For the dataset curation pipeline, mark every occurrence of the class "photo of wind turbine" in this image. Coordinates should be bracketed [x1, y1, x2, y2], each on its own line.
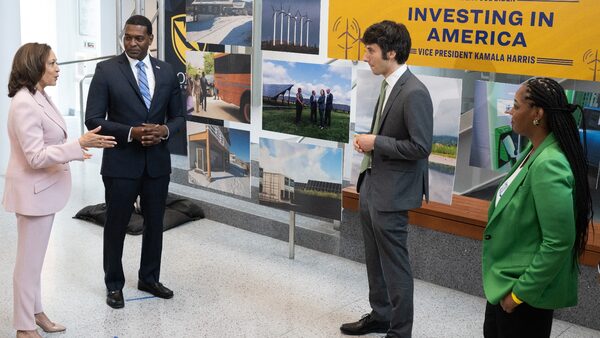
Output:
[261, 0, 321, 55]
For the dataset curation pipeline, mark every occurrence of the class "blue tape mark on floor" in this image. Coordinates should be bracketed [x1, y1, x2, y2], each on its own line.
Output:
[126, 295, 156, 302]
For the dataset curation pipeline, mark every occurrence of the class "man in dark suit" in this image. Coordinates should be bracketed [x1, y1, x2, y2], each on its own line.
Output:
[295, 87, 304, 124]
[309, 90, 317, 124]
[85, 15, 185, 309]
[200, 71, 208, 111]
[341, 21, 433, 338]
[325, 88, 333, 127]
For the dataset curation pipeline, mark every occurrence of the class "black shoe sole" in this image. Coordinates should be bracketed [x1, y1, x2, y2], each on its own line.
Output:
[106, 301, 124, 309]
[340, 328, 388, 336]
[137, 285, 174, 299]
[340, 323, 389, 336]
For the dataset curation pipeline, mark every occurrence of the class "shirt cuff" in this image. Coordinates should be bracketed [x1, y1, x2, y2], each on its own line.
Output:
[162, 125, 170, 140]
[128, 127, 133, 142]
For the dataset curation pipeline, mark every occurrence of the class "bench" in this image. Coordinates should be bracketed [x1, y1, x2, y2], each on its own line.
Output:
[342, 187, 600, 267]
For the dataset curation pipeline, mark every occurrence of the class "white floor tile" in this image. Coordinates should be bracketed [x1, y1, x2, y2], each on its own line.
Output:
[0, 161, 598, 338]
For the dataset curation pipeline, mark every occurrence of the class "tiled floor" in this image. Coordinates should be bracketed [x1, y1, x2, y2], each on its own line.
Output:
[0, 160, 599, 337]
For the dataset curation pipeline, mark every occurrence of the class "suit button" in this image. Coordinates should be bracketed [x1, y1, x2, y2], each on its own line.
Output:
[484, 235, 491, 240]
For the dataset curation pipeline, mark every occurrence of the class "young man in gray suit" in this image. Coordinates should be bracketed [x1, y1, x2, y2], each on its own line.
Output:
[341, 21, 433, 338]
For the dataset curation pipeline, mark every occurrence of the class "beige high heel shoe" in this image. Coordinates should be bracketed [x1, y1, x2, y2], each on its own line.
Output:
[34, 312, 66, 333]
[16, 330, 42, 338]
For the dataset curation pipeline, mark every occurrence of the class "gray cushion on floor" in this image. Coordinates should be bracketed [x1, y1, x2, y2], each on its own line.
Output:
[73, 194, 205, 235]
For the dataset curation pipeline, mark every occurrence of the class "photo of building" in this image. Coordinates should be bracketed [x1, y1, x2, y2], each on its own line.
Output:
[258, 169, 294, 204]
[188, 122, 250, 197]
[258, 138, 342, 220]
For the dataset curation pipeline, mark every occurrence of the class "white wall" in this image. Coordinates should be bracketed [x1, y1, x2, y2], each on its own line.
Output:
[0, 2, 21, 174]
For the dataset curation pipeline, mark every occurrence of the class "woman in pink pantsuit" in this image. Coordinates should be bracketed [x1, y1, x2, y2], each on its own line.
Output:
[2, 43, 116, 338]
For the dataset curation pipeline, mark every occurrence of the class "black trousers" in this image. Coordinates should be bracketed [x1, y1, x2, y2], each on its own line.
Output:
[295, 104, 303, 123]
[484, 301, 553, 338]
[325, 106, 332, 126]
[102, 173, 170, 291]
[310, 106, 317, 123]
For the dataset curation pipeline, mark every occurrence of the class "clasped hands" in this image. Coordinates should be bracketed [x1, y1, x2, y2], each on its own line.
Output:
[132, 123, 168, 147]
[353, 134, 376, 153]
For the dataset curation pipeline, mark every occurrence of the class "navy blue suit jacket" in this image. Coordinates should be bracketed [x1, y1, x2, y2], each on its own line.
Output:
[85, 53, 184, 179]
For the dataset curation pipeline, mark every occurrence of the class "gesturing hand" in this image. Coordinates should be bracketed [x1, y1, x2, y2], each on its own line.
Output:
[79, 126, 117, 150]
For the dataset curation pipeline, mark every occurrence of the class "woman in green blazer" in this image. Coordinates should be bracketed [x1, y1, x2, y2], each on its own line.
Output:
[482, 78, 593, 338]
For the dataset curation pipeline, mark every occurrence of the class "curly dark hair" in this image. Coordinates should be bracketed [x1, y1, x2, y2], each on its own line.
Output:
[7, 43, 51, 98]
[361, 20, 411, 64]
[524, 77, 593, 264]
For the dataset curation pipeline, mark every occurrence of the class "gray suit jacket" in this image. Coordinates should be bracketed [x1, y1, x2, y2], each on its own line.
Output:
[357, 69, 433, 211]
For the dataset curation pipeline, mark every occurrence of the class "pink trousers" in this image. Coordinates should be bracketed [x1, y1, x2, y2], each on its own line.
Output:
[13, 213, 54, 330]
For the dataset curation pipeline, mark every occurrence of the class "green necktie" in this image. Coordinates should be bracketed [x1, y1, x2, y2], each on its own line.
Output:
[359, 80, 388, 173]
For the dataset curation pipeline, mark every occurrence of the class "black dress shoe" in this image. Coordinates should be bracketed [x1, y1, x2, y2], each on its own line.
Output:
[137, 280, 174, 299]
[340, 313, 389, 335]
[106, 290, 124, 309]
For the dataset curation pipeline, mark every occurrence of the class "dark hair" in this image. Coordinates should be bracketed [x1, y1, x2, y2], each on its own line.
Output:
[361, 20, 411, 64]
[7, 43, 52, 97]
[125, 15, 152, 35]
[524, 77, 593, 263]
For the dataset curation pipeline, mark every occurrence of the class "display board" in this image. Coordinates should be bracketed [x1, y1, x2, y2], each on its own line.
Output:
[351, 70, 462, 205]
[164, 0, 225, 154]
[470, 80, 600, 171]
[328, 0, 600, 82]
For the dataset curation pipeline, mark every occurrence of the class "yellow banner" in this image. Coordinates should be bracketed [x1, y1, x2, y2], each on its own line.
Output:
[328, 0, 600, 82]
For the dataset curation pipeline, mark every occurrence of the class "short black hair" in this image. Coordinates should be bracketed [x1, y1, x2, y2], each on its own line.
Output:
[361, 20, 411, 64]
[125, 15, 153, 35]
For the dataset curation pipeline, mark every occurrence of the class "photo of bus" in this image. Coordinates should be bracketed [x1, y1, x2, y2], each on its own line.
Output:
[214, 53, 252, 123]
[186, 51, 251, 123]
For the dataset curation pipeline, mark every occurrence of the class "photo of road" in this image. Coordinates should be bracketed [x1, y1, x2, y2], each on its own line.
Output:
[189, 95, 248, 122]
[186, 0, 253, 47]
[187, 16, 252, 46]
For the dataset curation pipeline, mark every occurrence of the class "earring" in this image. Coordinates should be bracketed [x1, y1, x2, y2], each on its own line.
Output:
[533, 119, 540, 126]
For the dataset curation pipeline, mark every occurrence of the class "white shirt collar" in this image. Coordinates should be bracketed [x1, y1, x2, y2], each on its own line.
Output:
[384, 63, 408, 90]
[125, 52, 152, 70]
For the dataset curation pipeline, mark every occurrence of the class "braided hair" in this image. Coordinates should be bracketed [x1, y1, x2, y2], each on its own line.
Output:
[524, 77, 593, 264]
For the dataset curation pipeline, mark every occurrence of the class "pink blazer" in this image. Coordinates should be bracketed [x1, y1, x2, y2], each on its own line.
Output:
[2, 88, 84, 216]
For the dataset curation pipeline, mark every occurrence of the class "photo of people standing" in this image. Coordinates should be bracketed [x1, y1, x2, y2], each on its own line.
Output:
[262, 59, 351, 143]
[295, 87, 304, 124]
